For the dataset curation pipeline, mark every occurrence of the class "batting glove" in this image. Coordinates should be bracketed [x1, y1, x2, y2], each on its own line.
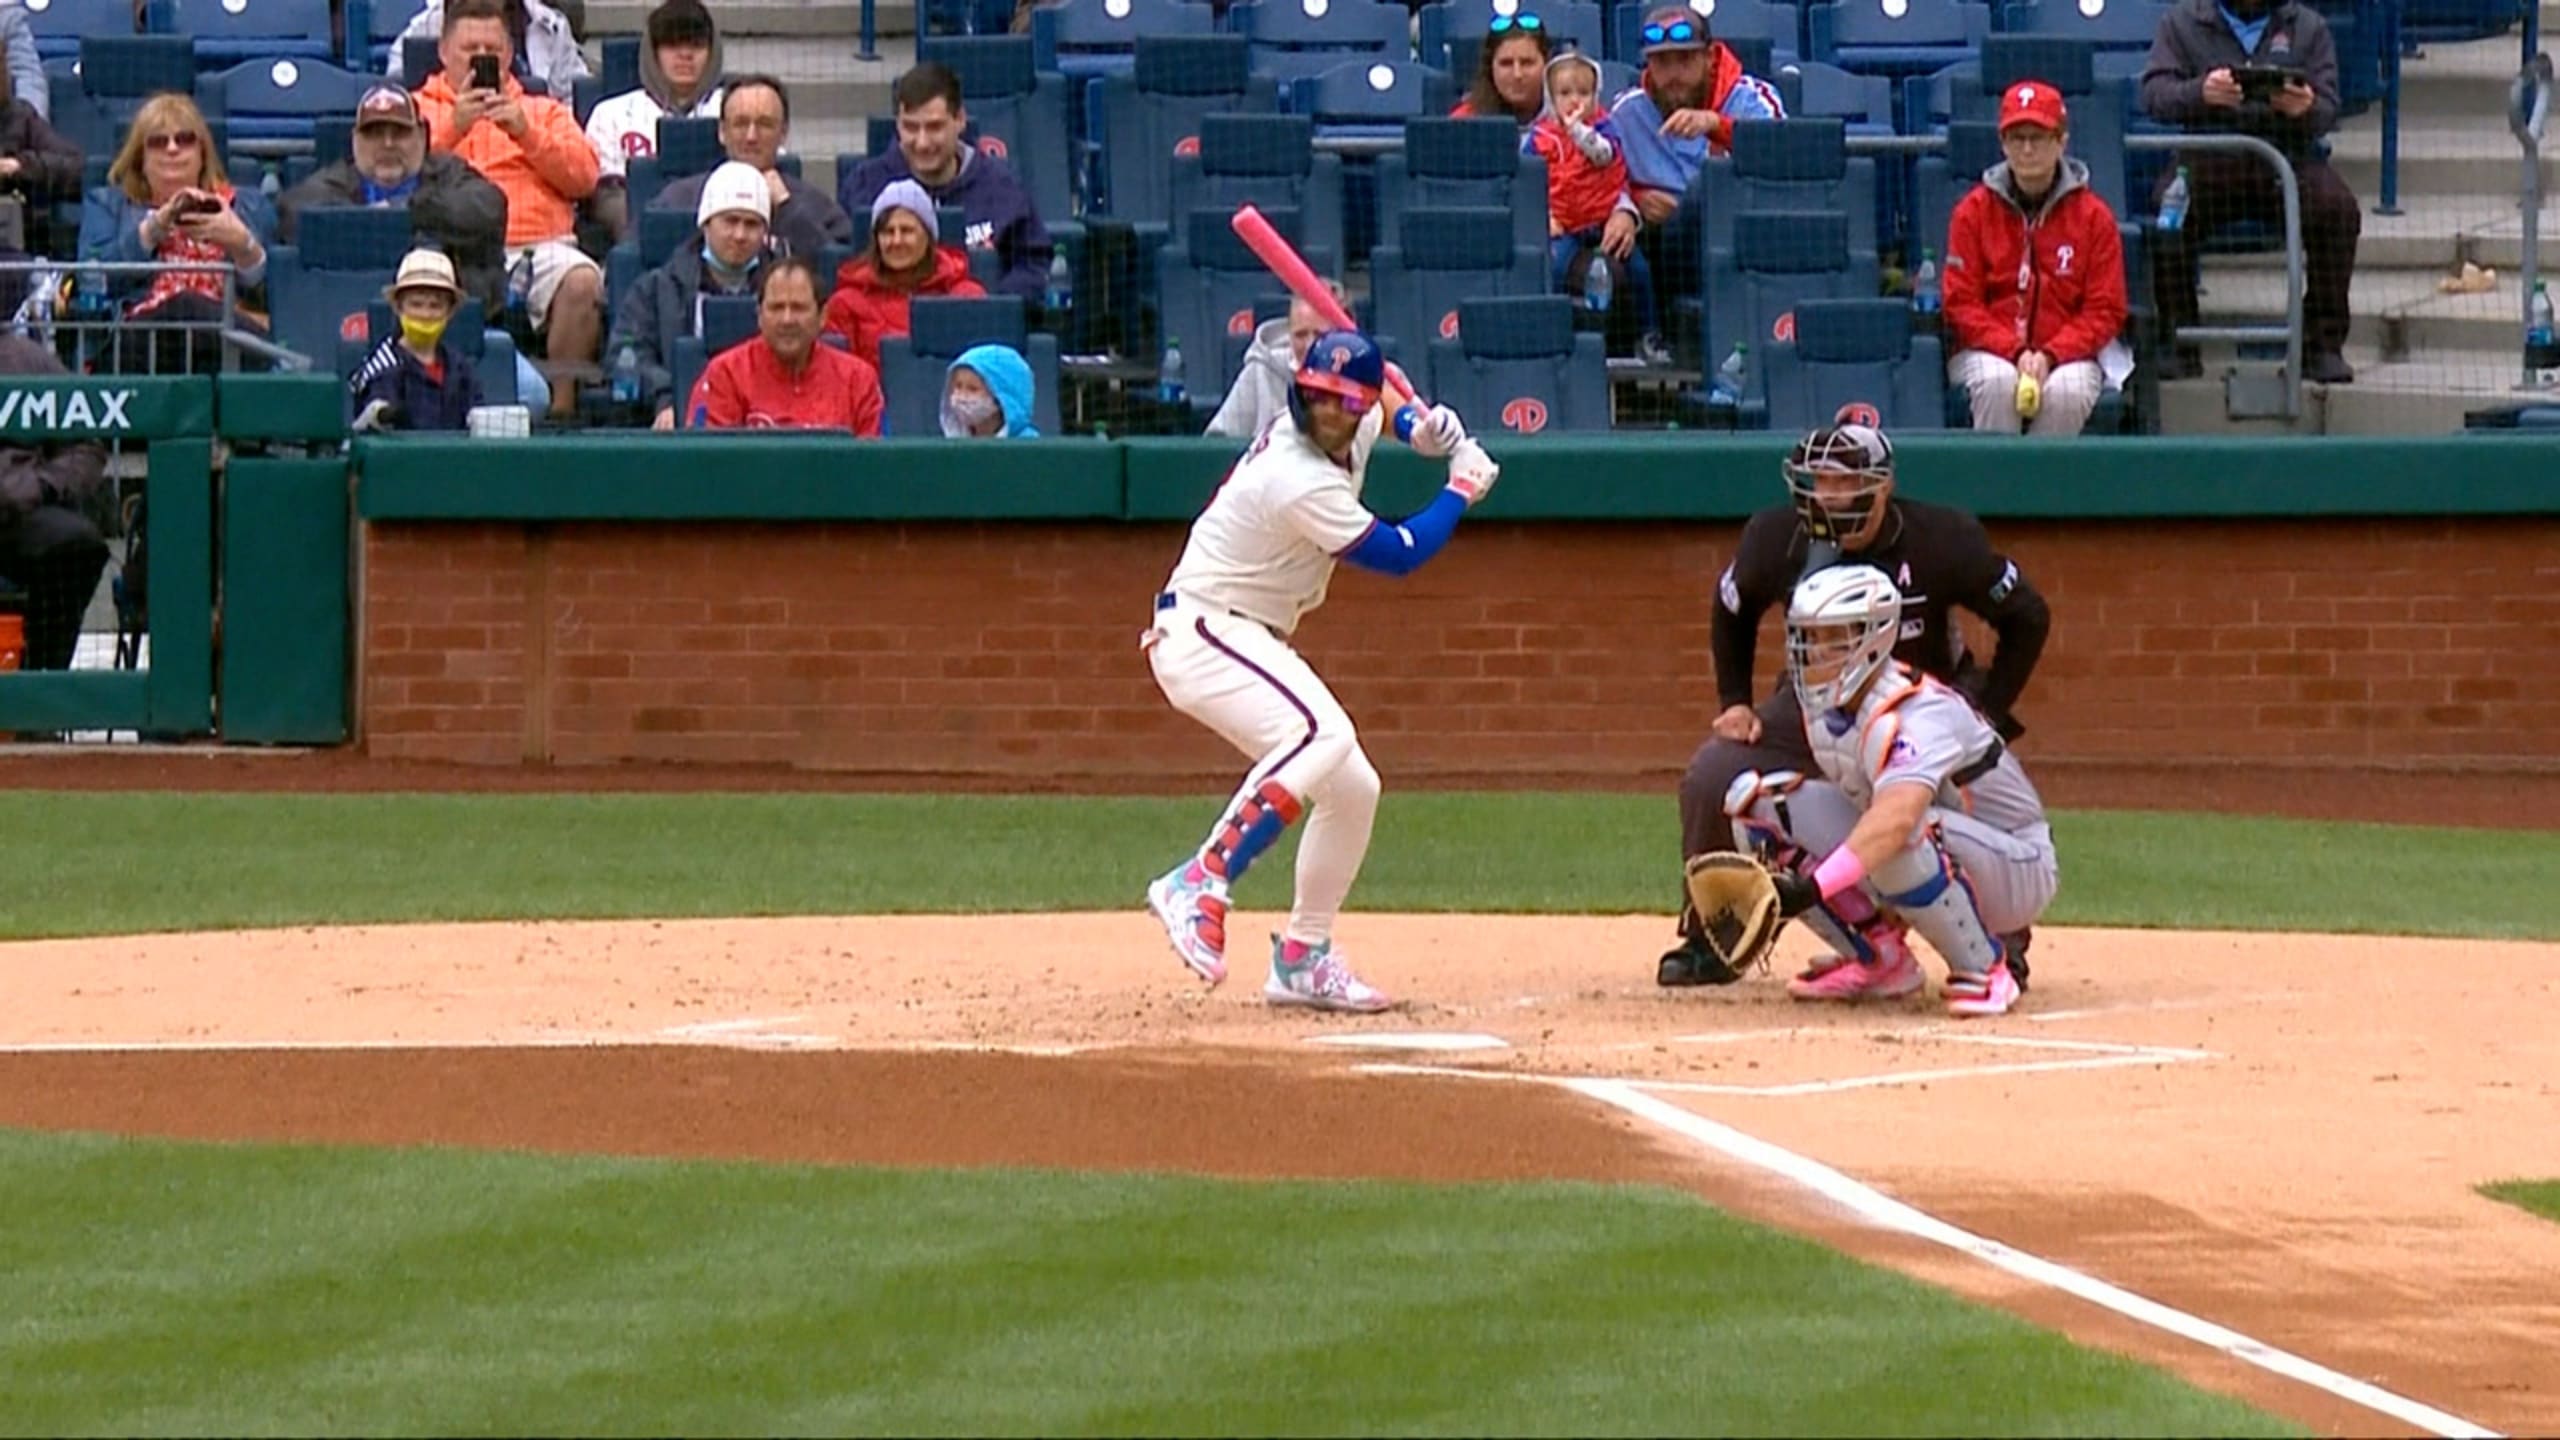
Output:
[1407, 403, 1467, 459]
[1446, 437, 1500, 506]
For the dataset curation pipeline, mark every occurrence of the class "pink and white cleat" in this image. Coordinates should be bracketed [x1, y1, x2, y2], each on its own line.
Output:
[1264, 936, 1395, 1014]
[1146, 863, 1230, 987]
[1786, 932, 1926, 1003]
[1943, 963, 2022, 1018]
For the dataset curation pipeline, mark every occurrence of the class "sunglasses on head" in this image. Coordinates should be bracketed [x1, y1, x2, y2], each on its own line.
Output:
[1642, 17, 1701, 45]
[1488, 12, 1545, 32]
[145, 130, 202, 152]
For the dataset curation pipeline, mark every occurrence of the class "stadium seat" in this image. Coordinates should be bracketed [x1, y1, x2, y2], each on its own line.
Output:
[1289, 59, 1455, 139]
[1155, 205, 1334, 414]
[1807, 0, 1990, 81]
[266, 206, 412, 369]
[1365, 205, 1546, 365]
[1773, 59, 1893, 133]
[1418, 0, 1606, 71]
[195, 57, 368, 152]
[1374, 116, 1547, 253]
[1704, 209, 1881, 378]
[153, 0, 335, 68]
[1425, 295, 1610, 433]
[1995, 0, 2165, 81]
[1610, 0, 1799, 63]
[1696, 119, 1879, 259]
[345, 0, 427, 69]
[1167, 115, 1347, 269]
[1908, 118, 2004, 260]
[1031, 0, 1215, 81]
[624, 115, 722, 213]
[925, 0, 1019, 39]
[1233, 0, 1412, 93]
[313, 114, 354, 168]
[23, 0, 140, 64]
[1757, 297, 1945, 430]
[874, 294, 1064, 437]
[668, 294, 761, 428]
[603, 207, 703, 331]
[1091, 37, 1273, 227]
[919, 36, 1078, 226]
[397, 32, 439, 87]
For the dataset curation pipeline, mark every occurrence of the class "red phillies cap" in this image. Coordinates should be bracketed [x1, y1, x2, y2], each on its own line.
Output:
[1999, 80, 2068, 133]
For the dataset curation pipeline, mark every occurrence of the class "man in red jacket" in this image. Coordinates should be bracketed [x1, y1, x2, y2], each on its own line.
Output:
[689, 256, 884, 435]
[1942, 82, 2127, 436]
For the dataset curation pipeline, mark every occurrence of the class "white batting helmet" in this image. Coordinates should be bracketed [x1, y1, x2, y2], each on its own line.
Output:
[1787, 563, 1904, 715]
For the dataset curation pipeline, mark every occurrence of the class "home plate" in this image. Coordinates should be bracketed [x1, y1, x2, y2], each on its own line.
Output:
[1305, 1032, 1512, 1053]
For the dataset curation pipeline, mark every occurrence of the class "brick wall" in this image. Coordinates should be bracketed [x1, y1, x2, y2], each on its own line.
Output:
[359, 517, 2560, 773]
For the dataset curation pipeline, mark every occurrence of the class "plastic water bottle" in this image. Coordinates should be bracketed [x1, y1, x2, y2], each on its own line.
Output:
[74, 265, 107, 320]
[2530, 281, 2559, 383]
[611, 345, 641, 406]
[2159, 166, 2191, 234]
[1158, 335, 1186, 407]
[1911, 248, 1941, 316]
[1710, 341, 1748, 406]
[1585, 257, 1613, 314]
[1045, 251, 1071, 316]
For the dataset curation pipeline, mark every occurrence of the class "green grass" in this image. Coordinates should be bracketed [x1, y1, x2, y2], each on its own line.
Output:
[2480, 1180, 2560, 1224]
[0, 1128, 2297, 1437]
[0, 791, 2552, 942]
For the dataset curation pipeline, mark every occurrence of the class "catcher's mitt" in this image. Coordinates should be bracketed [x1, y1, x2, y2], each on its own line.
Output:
[1683, 851, 1785, 978]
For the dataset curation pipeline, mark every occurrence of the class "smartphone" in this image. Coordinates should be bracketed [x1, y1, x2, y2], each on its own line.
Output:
[174, 193, 223, 219]
[469, 53, 501, 92]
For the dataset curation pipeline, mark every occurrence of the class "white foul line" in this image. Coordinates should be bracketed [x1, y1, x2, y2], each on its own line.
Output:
[1564, 1077, 2501, 1440]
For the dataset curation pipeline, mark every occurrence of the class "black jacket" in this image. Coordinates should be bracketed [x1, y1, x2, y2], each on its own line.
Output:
[2139, 0, 2341, 155]
[0, 334, 106, 521]
[0, 99, 82, 199]
[349, 335, 482, 431]
[1712, 497, 2050, 737]
[604, 244, 764, 413]
[278, 154, 512, 312]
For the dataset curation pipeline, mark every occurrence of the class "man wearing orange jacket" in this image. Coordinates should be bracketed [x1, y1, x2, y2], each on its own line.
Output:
[1941, 81, 2127, 436]
[414, 0, 603, 418]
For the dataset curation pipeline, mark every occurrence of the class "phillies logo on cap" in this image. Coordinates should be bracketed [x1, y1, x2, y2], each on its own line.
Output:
[1439, 311, 1460, 340]
[1327, 344, 1351, 367]
[976, 135, 1009, 158]
[1227, 309, 1253, 336]
[2014, 84, 2035, 104]
[1836, 400, 1882, 427]
[1501, 397, 1549, 433]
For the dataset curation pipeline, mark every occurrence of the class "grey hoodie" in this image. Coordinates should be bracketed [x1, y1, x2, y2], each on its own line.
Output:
[1204, 316, 1297, 440]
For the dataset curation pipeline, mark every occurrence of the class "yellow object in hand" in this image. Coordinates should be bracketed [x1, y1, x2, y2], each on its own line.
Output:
[2015, 372, 2042, 421]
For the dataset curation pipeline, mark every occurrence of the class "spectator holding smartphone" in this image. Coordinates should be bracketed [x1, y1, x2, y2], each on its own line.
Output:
[77, 93, 277, 374]
[2140, 0, 2360, 384]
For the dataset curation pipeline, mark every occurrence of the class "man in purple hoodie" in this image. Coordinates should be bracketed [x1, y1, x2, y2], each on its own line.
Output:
[836, 62, 1053, 300]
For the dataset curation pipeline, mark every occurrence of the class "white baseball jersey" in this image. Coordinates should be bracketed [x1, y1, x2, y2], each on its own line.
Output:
[1161, 407, 1385, 636]
[1807, 665, 2049, 836]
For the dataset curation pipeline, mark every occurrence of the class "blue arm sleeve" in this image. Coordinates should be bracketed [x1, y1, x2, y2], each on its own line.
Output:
[1338, 485, 1469, 577]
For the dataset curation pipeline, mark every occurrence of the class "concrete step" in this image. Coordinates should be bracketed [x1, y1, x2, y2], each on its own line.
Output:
[587, 0, 917, 38]
[2202, 192, 2560, 270]
[2391, 30, 2541, 122]
[2191, 263, 2532, 353]
[2328, 121, 2551, 196]
[2156, 362, 2510, 434]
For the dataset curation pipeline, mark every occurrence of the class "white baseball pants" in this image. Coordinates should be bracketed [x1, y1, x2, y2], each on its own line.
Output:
[1949, 350, 2106, 436]
[1147, 594, 1380, 947]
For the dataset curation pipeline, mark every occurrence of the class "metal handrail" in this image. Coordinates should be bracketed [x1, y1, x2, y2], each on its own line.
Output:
[2127, 132, 2305, 419]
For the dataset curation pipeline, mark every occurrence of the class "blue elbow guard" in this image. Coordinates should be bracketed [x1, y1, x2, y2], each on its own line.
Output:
[1341, 486, 1468, 577]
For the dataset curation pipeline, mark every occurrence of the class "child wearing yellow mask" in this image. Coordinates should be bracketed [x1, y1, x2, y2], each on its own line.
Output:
[350, 248, 485, 432]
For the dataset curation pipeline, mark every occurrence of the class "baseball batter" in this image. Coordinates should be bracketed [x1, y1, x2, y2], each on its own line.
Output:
[1740, 564, 2058, 1016]
[1142, 330, 1501, 1013]
[1660, 418, 2053, 990]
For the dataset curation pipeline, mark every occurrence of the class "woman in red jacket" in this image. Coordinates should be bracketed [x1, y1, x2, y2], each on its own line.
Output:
[821, 177, 984, 368]
[1942, 82, 2128, 436]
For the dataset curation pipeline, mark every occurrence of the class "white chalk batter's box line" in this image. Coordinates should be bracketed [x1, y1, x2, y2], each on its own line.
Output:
[1509, 1027, 2219, 1097]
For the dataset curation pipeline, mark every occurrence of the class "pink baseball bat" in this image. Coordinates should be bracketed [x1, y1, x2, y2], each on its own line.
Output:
[1229, 203, 1425, 414]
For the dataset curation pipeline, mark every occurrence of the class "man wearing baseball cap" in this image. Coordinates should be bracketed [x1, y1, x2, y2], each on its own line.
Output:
[1941, 80, 2127, 435]
[1608, 2, 1784, 231]
[281, 84, 509, 314]
[605, 159, 774, 429]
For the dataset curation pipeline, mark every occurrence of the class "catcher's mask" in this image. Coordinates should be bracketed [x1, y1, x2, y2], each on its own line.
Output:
[1783, 421, 1895, 550]
[1787, 563, 1904, 716]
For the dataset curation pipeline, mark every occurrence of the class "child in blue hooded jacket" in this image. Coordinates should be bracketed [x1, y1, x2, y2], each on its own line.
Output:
[941, 342, 1040, 437]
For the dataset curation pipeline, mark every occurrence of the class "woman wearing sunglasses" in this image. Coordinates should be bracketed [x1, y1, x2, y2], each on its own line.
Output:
[77, 93, 278, 374]
[1451, 12, 1552, 129]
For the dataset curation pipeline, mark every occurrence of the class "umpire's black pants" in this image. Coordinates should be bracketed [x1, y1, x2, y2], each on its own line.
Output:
[0, 503, 110, 670]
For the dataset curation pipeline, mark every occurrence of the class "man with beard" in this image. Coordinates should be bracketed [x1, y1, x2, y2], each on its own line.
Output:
[2139, 0, 2360, 385]
[1608, 3, 1784, 231]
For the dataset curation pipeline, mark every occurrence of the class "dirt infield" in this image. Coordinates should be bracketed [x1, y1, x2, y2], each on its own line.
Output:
[2, 912, 2555, 1436]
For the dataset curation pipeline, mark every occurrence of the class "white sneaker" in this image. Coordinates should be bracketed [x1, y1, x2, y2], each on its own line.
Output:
[1145, 863, 1229, 987]
[1263, 936, 1393, 1014]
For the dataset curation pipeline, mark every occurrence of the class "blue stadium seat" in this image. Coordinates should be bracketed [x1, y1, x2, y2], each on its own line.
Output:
[1365, 206, 1546, 365]
[1374, 116, 1547, 253]
[398, 33, 439, 87]
[314, 114, 354, 167]
[1425, 295, 1610, 433]
[154, 0, 335, 68]
[1704, 209, 1880, 377]
[1032, 0, 1215, 81]
[1758, 297, 1944, 429]
[603, 207, 703, 330]
[1290, 59, 1455, 138]
[1610, 0, 1799, 64]
[77, 33, 196, 98]
[1091, 37, 1272, 227]
[1156, 205, 1334, 413]
[346, 0, 428, 69]
[1773, 59, 1892, 133]
[267, 205, 412, 367]
[1908, 118, 2003, 260]
[670, 293, 762, 428]
[1697, 119, 1879, 258]
[1808, 0, 1990, 80]
[1234, 0, 1412, 93]
[624, 115, 723, 213]
[1168, 115, 1347, 268]
[1995, 0, 2165, 65]
[1420, 0, 1607, 70]
[875, 294, 1064, 436]
[195, 57, 368, 152]
[919, 36, 1078, 226]
[24, 0, 139, 63]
